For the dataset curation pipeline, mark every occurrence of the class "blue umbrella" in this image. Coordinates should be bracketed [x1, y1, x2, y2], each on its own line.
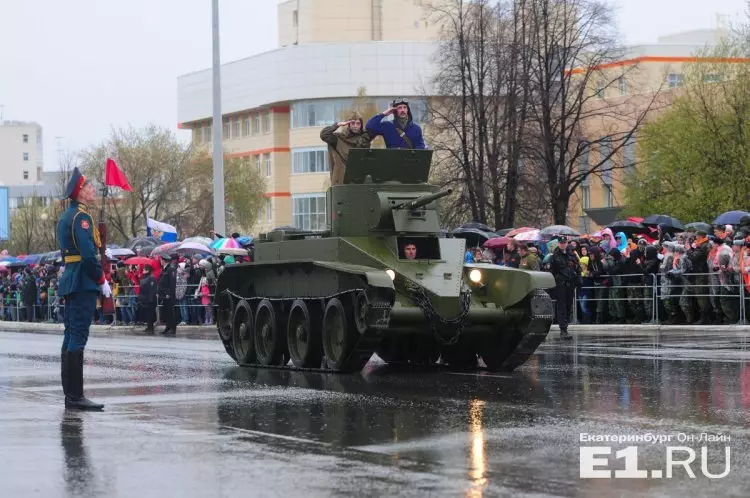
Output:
[237, 236, 253, 246]
[713, 210, 750, 226]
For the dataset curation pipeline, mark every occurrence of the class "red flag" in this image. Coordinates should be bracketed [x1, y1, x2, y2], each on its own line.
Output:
[105, 158, 133, 191]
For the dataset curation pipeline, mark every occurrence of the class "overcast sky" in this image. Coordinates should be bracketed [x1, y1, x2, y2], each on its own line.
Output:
[0, 0, 746, 173]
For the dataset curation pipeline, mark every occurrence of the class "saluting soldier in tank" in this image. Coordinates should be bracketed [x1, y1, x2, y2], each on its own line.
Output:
[56, 167, 110, 410]
[320, 112, 374, 186]
[366, 98, 426, 150]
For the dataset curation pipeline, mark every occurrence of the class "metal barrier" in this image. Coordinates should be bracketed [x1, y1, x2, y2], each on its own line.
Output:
[572, 271, 747, 325]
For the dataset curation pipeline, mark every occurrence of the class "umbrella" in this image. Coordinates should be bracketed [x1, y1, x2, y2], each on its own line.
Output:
[236, 236, 254, 246]
[108, 248, 136, 258]
[451, 227, 493, 247]
[211, 237, 241, 250]
[178, 241, 214, 255]
[459, 221, 495, 232]
[641, 214, 685, 232]
[150, 242, 182, 258]
[183, 236, 214, 247]
[495, 228, 514, 236]
[713, 210, 750, 226]
[123, 256, 154, 266]
[540, 225, 580, 236]
[217, 247, 248, 256]
[685, 222, 713, 234]
[515, 229, 541, 242]
[482, 236, 511, 249]
[606, 220, 646, 235]
[505, 227, 536, 237]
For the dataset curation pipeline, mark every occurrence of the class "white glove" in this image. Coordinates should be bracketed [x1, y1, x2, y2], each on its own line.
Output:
[101, 280, 112, 298]
[105, 248, 113, 260]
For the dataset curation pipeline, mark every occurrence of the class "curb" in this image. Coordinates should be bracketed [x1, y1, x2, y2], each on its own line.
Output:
[0, 321, 219, 339]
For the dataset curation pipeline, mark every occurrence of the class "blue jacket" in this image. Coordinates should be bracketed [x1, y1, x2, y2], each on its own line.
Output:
[366, 113, 426, 150]
[57, 201, 104, 296]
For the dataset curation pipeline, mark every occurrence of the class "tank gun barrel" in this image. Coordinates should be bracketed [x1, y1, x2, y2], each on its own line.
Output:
[392, 188, 453, 211]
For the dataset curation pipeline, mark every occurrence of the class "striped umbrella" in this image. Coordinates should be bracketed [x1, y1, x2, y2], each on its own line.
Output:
[210, 237, 241, 250]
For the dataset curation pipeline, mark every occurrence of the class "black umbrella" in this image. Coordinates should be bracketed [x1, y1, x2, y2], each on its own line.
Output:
[451, 227, 493, 247]
[459, 221, 495, 233]
[495, 228, 514, 236]
[713, 210, 750, 226]
[606, 220, 646, 235]
[685, 222, 713, 234]
[641, 214, 685, 232]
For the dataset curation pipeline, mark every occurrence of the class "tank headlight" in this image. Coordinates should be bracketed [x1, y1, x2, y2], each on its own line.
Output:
[385, 269, 396, 280]
[468, 269, 482, 283]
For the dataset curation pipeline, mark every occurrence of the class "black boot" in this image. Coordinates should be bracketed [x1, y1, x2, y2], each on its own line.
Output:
[560, 329, 573, 340]
[65, 350, 103, 411]
[61, 347, 68, 397]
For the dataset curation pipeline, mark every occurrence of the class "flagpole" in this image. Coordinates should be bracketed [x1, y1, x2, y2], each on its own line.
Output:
[211, 0, 226, 236]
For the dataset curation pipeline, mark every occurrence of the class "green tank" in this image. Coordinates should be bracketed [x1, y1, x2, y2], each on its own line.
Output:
[215, 149, 555, 373]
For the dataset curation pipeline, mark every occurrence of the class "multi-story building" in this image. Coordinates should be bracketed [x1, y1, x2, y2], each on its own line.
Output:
[569, 28, 743, 232]
[0, 120, 43, 186]
[177, 0, 438, 233]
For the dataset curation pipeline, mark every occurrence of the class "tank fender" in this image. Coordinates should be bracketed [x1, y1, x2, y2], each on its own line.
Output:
[464, 263, 555, 309]
[313, 261, 395, 289]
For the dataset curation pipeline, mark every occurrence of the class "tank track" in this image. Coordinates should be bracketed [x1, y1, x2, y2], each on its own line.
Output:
[219, 288, 393, 373]
[492, 288, 554, 371]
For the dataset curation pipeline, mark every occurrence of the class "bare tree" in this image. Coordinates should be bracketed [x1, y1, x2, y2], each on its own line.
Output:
[522, 0, 666, 224]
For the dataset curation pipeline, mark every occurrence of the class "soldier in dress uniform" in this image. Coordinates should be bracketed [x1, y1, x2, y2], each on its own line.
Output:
[57, 167, 111, 410]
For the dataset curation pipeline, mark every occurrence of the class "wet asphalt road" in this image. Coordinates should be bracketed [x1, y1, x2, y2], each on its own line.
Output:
[1, 329, 749, 497]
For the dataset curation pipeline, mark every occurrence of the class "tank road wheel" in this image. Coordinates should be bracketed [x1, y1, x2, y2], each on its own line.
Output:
[322, 297, 368, 373]
[254, 299, 287, 366]
[232, 300, 256, 365]
[286, 300, 323, 368]
[216, 292, 234, 341]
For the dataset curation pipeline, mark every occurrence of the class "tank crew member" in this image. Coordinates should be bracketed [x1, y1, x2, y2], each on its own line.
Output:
[549, 236, 579, 340]
[403, 242, 418, 260]
[366, 99, 426, 150]
[56, 167, 110, 410]
[158, 254, 178, 336]
[320, 112, 374, 185]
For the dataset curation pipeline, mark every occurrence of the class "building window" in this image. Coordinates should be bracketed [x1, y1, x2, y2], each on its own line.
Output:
[253, 155, 260, 173]
[292, 9, 298, 26]
[262, 111, 271, 133]
[618, 76, 627, 95]
[704, 73, 721, 83]
[604, 186, 614, 207]
[292, 148, 329, 174]
[264, 153, 272, 176]
[266, 198, 273, 221]
[667, 73, 684, 88]
[579, 141, 590, 186]
[292, 193, 327, 230]
[23, 153, 29, 161]
[23, 170, 29, 180]
[595, 80, 605, 98]
[599, 137, 612, 185]
[581, 186, 590, 209]
[242, 116, 250, 136]
[194, 128, 202, 145]
[222, 118, 230, 139]
[253, 113, 261, 134]
[232, 118, 241, 139]
[22, 134, 28, 143]
[623, 135, 636, 176]
[579, 215, 590, 234]
[203, 124, 212, 143]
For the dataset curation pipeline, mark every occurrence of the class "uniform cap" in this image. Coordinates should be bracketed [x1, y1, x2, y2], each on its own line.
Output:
[63, 167, 88, 200]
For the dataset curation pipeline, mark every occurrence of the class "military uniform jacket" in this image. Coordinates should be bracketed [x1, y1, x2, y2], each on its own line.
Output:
[56, 201, 105, 297]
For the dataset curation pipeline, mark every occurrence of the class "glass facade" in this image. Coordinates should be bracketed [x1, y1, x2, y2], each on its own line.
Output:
[292, 193, 326, 230]
[292, 147, 329, 174]
[291, 97, 427, 128]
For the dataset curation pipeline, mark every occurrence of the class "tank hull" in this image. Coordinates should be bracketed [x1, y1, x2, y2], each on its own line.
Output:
[215, 236, 555, 372]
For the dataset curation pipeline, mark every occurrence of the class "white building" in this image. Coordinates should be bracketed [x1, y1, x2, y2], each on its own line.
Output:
[0, 121, 43, 186]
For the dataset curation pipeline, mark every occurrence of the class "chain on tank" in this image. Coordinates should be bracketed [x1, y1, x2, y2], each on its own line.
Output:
[406, 283, 472, 346]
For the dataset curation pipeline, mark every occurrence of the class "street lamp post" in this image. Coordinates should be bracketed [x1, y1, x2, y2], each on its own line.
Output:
[211, 0, 226, 236]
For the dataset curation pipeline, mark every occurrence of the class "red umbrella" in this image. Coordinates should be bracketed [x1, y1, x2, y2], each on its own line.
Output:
[124, 256, 154, 266]
[483, 236, 511, 249]
[506, 227, 535, 237]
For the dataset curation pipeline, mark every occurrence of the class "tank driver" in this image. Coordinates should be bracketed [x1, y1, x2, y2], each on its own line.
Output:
[56, 167, 111, 410]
